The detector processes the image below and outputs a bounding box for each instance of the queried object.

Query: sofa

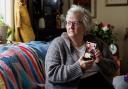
[0,41,127,89]
[0,41,50,89]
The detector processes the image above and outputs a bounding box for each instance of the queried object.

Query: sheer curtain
[5,0,14,28]
[0,0,14,43]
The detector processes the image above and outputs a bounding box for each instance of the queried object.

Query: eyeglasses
[65,21,82,26]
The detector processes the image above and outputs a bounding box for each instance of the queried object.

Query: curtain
[14,0,35,42]
[5,0,15,43]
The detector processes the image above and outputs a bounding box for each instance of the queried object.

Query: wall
[63,0,128,60]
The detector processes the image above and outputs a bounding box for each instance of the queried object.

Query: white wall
[63,0,128,60]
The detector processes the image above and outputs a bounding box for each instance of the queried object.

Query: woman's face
[66,13,86,38]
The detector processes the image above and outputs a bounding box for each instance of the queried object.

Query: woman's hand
[93,49,103,63]
[78,56,94,71]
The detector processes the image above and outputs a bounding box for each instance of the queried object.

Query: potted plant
[90,22,119,56]
[90,22,117,45]
[0,16,8,44]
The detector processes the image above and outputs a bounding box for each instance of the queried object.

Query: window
[0,0,14,26]
[0,0,6,22]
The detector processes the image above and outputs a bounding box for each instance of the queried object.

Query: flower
[90,22,117,45]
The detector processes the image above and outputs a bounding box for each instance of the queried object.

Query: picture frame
[91,0,97,18]
[106,0,128,6]
[73,0,97,18]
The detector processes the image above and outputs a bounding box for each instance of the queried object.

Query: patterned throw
[0,41,50,89]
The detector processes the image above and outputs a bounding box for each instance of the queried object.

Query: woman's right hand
[78,56,94,71]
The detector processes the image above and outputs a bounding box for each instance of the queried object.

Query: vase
[0,26,8,44]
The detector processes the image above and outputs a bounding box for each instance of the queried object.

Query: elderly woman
[45,5,118,89]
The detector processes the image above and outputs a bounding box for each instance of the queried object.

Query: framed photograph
[106,0,128,6]
[73,0,97,18]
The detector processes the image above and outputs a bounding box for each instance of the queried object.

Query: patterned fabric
[0,41,49,89]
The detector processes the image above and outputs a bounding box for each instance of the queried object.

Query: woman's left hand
[94,49,103,63]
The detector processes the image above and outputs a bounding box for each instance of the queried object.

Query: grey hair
[66,5,94,32]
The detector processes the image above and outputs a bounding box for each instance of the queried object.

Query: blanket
[0,41,49,89]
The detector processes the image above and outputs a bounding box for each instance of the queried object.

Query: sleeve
[96,40,118,77]
[45,39,83,84]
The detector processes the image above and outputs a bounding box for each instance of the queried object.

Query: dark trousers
[78,72,115,89]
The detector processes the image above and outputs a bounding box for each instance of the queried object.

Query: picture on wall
[106,0,128,6]
[73,0,96,18]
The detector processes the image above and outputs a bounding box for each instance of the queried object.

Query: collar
[61,32,72,51]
